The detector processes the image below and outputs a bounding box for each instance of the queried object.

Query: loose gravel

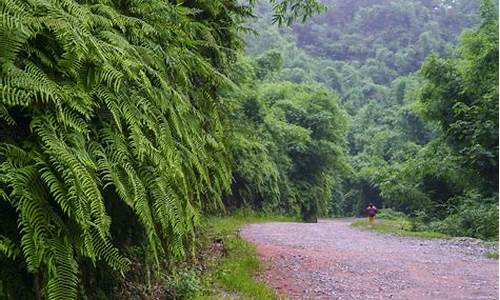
[241,219,499,300]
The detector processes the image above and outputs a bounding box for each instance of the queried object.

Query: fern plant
[0,0,252,298]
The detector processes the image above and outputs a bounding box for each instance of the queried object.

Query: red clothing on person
[367,207,377,217]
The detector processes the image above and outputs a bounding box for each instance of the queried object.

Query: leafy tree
[254,50,284,80]
[224,56,349,221]
[377,0,499,239]
[418,0,499,193]
[264,82,348,221]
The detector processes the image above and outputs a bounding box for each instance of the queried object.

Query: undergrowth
[178,211,297,299]
[351,215,449,240]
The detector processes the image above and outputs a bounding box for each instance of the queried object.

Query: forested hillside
[246,0,498,239]
[0,0,497,298]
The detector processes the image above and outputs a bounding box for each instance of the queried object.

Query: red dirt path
[241,219,499,300]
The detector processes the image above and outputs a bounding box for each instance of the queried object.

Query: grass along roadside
[351,218,449,239]
[193,213,297,299]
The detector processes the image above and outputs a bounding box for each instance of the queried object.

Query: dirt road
[241,219,498,300]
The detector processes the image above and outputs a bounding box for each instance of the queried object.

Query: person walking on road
[366,203,377,226]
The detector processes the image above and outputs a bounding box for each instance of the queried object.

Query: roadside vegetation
[0,1,328,298]
[351,209,449,239]
[194,212,295,299]
[163,211,295,299]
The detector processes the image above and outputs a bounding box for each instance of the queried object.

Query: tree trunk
[34,272,41,300]
[301,203,318,223]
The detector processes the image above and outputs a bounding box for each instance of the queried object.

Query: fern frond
[0,0,243,297]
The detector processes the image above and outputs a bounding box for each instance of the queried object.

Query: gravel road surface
[241,219,498,300]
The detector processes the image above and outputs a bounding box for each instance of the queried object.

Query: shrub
[430,193,499,240]
[165,269,202,300]
[377,208,407,220]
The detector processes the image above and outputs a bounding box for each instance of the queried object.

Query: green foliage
[292,0,478,68]
[418,0,499,193]
[247,0,327,26]
[0,0,253,298]
[268,0,327,26]
[244,0,480,217]
[352,218,449,240]
[0,0,333,297]
[377,141,464,214]
[247,0,497,240]
[224,58,349,220]
[254,50,284,80]
[264,82,348,220]
[377,208,407,220]
[0,0,497,297]
[392,0,499,240]
[165,269,202,300]
[195,213,296,299]
[429,192,499,241]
